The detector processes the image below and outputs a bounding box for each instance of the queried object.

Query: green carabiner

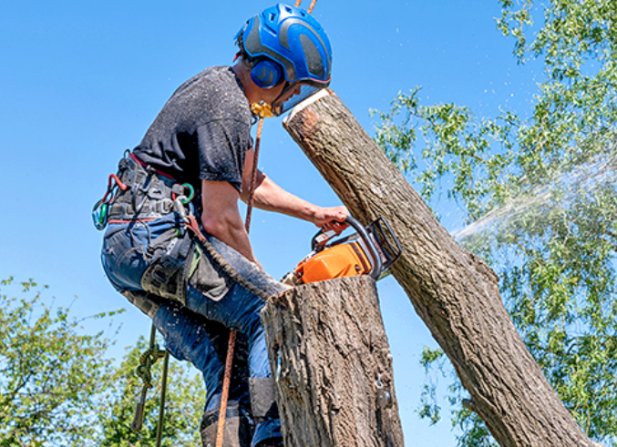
[181,183,195,205]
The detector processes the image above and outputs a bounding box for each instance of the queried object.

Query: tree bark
[262,276,404,447]
[279,89,595,447]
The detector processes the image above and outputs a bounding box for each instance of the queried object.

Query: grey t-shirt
[133,66,253,192]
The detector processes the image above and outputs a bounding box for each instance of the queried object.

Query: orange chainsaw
[284,216,402,285]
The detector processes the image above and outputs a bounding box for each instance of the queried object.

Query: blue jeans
[101,214,285,446]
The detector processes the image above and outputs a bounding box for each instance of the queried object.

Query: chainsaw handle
[311,216,383,280]
[346,217,383,280]
[311,216,360,251]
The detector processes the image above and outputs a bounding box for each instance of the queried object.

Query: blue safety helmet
[235,3,333,115]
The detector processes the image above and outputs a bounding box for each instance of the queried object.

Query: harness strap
[129,152,176,181]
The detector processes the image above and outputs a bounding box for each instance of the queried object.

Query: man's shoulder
[171,66,250,122]
[178,66,233,90]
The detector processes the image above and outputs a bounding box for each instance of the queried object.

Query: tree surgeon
[96,4,347,446]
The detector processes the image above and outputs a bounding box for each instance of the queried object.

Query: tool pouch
[140,229,193,304]
[186,243,233,302]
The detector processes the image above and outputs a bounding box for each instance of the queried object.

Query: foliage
[97,336,205,447]
[0,277,118,447]
[0,277,205,446]
[372,0,617,445]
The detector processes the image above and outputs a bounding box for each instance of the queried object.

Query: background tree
[0,277,117,447]
[0,277,205,447]
[372,0,616,445]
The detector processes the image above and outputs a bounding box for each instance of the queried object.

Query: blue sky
[0,1,543,445]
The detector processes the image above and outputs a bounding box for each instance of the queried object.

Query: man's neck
[232,62,259,105]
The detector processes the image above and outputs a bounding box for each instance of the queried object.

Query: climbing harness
[101,129,274,445]
[102,145,275,446]
[101,2,325,443]
[95,150,272,445]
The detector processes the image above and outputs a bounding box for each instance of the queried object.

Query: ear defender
[250,59,284,89]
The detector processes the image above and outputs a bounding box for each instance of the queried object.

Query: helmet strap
[250,101,274,119]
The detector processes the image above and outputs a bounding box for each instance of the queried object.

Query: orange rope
[215,330,237,447]
[244,117,264,232]
[295,0,318,13]
[217,0,318,441]
[215,117,264,447]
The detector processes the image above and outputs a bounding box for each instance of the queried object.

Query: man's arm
[241,148,349,232]
[201,180,257,263]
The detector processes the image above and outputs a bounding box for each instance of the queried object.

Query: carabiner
[180,183,195,205]
[92,199,109,231]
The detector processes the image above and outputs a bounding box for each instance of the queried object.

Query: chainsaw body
[288,216,402,285]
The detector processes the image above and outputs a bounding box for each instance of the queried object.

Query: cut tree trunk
[278,89,595,447]
[262,276,403,447]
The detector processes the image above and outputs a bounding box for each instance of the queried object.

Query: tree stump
[278,89,595,447]
[262,276,404,447]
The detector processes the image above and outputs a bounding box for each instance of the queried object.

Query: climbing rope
[244,117,264,231]
[295,0,317,13]
[156,351,170,447]
[216,2,319,442]
[215,115,264,447]
[131,324,167,442]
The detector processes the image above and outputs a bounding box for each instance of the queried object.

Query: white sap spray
[452,150,617,242]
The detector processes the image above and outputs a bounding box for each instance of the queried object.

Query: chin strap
[251,101,274,119]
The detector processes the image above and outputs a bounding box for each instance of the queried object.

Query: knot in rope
[135,344,166,389]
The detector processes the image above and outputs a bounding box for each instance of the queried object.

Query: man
[97,3,347,446]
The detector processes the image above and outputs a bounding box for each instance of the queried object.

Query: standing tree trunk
[278,89,595,447]
[262,276,404,447]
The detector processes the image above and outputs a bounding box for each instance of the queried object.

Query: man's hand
[311,206,350,233]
